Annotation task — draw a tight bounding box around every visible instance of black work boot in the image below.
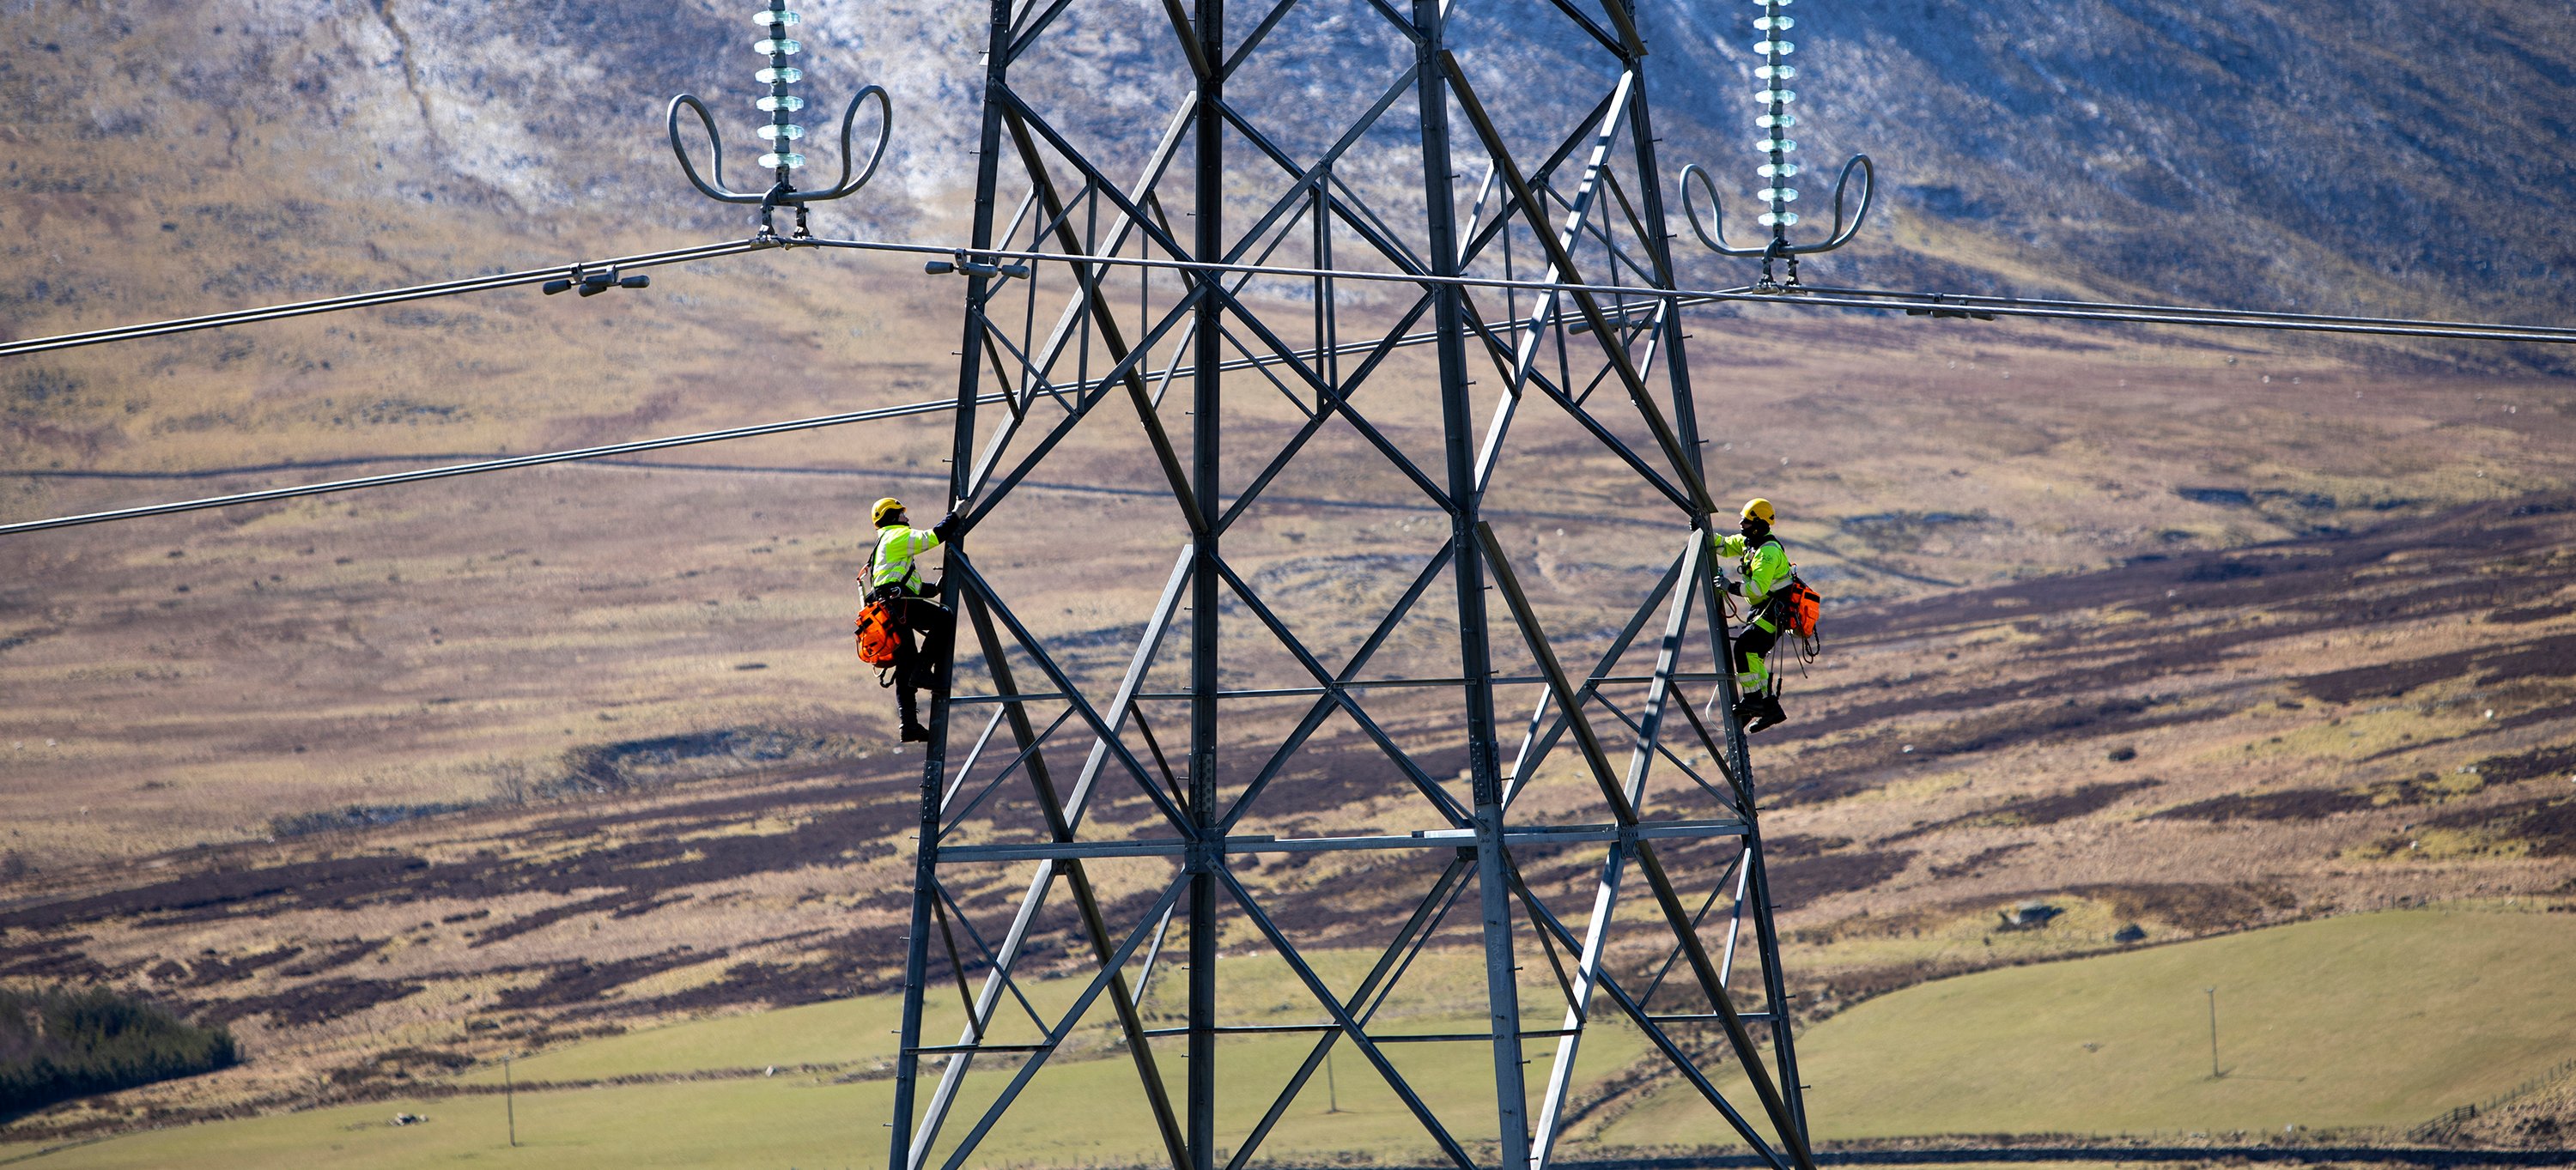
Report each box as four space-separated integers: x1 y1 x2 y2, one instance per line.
1745 693 1788 735
899 700 931 743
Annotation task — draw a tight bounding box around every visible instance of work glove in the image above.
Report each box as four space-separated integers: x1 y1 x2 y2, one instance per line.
932 510 963 543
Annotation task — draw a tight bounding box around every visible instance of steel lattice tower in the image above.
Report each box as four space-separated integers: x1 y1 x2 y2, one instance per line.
892 1 1816 1167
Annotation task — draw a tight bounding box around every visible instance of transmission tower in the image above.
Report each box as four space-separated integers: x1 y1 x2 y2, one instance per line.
887 0 1820 1167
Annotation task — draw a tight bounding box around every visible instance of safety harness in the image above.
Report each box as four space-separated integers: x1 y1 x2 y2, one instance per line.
1735 535 1825 678
856 523 937 688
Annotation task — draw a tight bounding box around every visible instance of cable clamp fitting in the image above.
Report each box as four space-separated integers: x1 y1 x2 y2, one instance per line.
924 249 1030 281
1902 294 1996 322
542 264 650 297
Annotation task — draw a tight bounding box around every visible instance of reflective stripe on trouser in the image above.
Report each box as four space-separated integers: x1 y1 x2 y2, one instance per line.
1733 621 1779 696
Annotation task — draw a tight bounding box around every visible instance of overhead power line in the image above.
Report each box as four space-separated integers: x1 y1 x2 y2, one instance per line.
7 233 2573 364
4 230 2571 539
795 237 2576 345
0 239 779 359
0 396 982 537
0 290 1708 537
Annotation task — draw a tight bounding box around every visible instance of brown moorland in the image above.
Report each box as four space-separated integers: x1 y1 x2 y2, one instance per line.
5 332 2573 1140
5 0 2576 1145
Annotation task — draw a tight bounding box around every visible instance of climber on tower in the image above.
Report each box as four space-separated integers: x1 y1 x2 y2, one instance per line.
866 497 960 743
1716 497 1793 734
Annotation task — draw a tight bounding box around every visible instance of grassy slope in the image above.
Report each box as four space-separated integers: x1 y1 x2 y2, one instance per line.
15 907 2574 1167
1599 906 2576 1143
5 949 1656 1170
0 1050 1645 1170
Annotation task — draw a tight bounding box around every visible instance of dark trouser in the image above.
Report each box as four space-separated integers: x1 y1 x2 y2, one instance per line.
1731 621 1778 697
891 595 955 722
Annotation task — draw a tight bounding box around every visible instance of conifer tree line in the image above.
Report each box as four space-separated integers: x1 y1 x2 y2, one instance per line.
1 986 240 1118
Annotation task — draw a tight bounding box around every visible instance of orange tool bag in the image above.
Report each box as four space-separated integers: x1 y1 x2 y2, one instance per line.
854 599 901 679
1780 571 1824 673
1783 575 1821 640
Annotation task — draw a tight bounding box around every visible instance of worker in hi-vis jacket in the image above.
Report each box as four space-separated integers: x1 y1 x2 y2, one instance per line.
866 497 959 743
1715 497 1791 733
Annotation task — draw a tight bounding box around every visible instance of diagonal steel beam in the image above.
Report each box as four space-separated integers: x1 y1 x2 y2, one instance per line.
1474 523 1814 1170
1499 549 1686 809
1618 533 1707 817
993 106 1211 537
1413 6 1535 1157
957 558 1199 835
1640 846 1749 1009
1223 854 1474 1170
896 0 1020 1155
931 704 1077 837
1455 295 1692 512
1059 549 1197 834
995 88 1203 275
1528 530 1704 1167
1212 293 1435 535
907 549 1196 1155
1463 70 1646 513
1593 692 1735 815
960 282 1212 530
1219 869 1478 1169
1213 540 1452 831
932 876 1191 1170
1506 865 1791 1170
931 879 1054 1035
1455 88 1619 276
1217 0 1300 82
1213 557 1471 826
993 98 1194 422
1159 0 1214 78
960 590 1191 1170
1439 52 1716 522
1215 79 1437 277
1534 0 1622 56
1004 0 1083 63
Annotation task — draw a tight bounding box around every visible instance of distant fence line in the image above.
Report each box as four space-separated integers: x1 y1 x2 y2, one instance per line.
2404 1053 2576 1141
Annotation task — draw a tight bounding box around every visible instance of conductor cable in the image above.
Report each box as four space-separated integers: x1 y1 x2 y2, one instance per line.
0 394 986 537
0 239 777 359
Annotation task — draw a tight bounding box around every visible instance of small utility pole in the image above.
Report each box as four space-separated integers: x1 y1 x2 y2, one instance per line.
1324 1049 1342 1113
2204 987 2221 1079
505 1056 519 1147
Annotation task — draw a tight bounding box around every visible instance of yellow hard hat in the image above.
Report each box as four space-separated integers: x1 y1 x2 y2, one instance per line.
871 497 906 525
1741 498 1776 524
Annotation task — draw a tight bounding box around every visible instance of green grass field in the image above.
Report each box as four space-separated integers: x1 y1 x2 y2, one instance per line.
2 1022 1646 1170
9 907 2573 1168
2 948 1648 1169
1601 906 2576 1144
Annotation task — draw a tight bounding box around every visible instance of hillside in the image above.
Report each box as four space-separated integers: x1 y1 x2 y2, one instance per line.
1602 908 2576 1143
9 0 2575 330
3 0 2576 1156
3 464 2573 1140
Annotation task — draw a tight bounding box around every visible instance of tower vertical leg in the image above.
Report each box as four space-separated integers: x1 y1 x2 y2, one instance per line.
1415 0 1530 1161
890 0 1015 1164
1187 2 1225 1167
1616 0 1813 1148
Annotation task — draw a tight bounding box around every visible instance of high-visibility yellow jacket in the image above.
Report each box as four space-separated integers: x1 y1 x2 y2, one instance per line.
1715 532 1792 632
870 523 944 597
